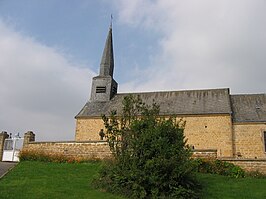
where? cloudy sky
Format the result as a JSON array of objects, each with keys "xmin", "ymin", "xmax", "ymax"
[{"xmin": 0, "ymin": 0, "xmax": 265, "ymax": 141}]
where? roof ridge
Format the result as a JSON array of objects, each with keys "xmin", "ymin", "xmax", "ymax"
[
  {"xmin": 116, "ymin": 88, "xmax": 230, "ymax": 96},
  {"xmin": 231, "ymin": 93, "xmax": 266, "ymax": 96}
]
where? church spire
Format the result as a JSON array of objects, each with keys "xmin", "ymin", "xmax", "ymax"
[
  {"xmin": 90, "ymin": 23, "xmax": 118, "ymax": 102},
  {"xmin": 99, "ymin": 26, "xmax": 114, "ymax": 77}
]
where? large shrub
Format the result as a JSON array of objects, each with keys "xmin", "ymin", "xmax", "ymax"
[{"xmin": 94, "ymin": 95, "xmax": 200, "ymax": 198}]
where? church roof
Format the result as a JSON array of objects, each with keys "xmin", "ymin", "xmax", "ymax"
[
  {"xmin": 76, "ymin": 88, "xmax": 232, "ymax": 118},
  {"xmin": 230, "ymin": 94, "xmax": 266, "ymax": 123},
  {"xmin": 77, "ymin": 25, "xmax": 266, "ymax": 123}
]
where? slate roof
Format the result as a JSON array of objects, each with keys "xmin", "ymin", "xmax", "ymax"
[
  {"xmin": 230, "ymin": 94, "xmax": 266, "ymax": 123},
  {"xmin": 76, "ymin": 88, "xmax": 232, "ymax": 118},
  {"xmin": 99, "ymin": 27, "xmax": 114, "ymax": 77}
]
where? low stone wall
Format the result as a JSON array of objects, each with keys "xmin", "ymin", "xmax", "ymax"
[
  {"xmin": 192, "ymin": 150, "xmax": 266, "ymax": 174},
  {"xmin": 220, "ymin": 158, "xmax": 266, "ymax": 174},
  {"xmin": 20, "ymin": 132, "xmax": 266, "ymax": 174},
  {"xmin": 23, "ymin": 140, "xmax": 218, "ymax": 162},
  {"xmin": 23, "ymin": 141, "xmax": 112, "ymax": 160}
]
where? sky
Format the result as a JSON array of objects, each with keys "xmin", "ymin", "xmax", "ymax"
[{"xmin": 0, "ymin": 0, "xmax": 265, "ymax": 141}]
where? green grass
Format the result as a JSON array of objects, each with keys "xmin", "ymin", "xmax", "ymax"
[
  {"xmin": 0, "ymin": 161, "xmax": 124, "ymax": 199},
  {"xmin": 197, "ymin": 173, "xmax": 266, "ymax": 199},
  {"xmin": 0, "ymin": 161, "xmax": 266, "ymax": 199}
]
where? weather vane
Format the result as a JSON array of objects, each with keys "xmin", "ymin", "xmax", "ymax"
[{"xmin": 110, "ymin": 14, "xmax": 113, "ymax": 29}]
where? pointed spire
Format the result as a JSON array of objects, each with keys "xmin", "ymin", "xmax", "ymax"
[
  {"xmin": 99, "ymin": 25, "xmax": 114, "ymax": 77},
  {"xmin": 90, "ymin": 21, "xmax": 118, "ymax": 102}
]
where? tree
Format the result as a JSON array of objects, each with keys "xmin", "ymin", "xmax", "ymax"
[{"xmin": 96, "ymin": 95, "xmax": 200, "ymax": 198}]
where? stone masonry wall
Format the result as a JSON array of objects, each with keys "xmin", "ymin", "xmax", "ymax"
[
  {"xmin": 21, "ymin": 133, "xmax": 266, "ymax": 174},
  {"xmin": 75, "ymin": 118, "xmax": 105, "ymax": 141},
  {"xmin": 23, "ymin": 141, "xmax": 112, "ymax": 160},
  {"xmin": 233, "ymin": 123, "xmax": 266, "ymax": 158},
  {"xmin": 0, "ymin": 132, "xmax": 9, "ymax": 161},
  {"xmin": 75, "ymin": 115, "xmax": 233, "ymax": 158},
  {"xmin": 221, "ymin": 158, "xmax": 266, "ymax": 174},
  {"xmin": 182, "ymin": 115, "xmax": 233, "ymax": 158}
]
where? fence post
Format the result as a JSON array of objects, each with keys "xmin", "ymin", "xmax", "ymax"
[
  {"xmin": 23, "ymin": 131, "xmax": 35, "ymax": 147},
  {"xmin": 0, "ymin": 131, "xmax": 9, "ymax": 161}
]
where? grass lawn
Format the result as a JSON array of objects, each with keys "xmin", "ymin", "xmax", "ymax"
[
  {"xmin": 0, "ymin": 161, "xmax": 124, "ymax": 199},
  {"xmin": 0, "ymin": 161, "xmax": 266, "ymax": 199},
  {"xmin": 198, "ymin": 173, "xmax": 266, "ymax": 199}
]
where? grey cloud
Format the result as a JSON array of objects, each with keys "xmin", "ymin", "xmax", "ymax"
[
  {"xmin": 0, "ymin": 20, "xmax": 95, "ymax": 141},
  {"xmin": 115, "ymin": 0, "xmax": 266, "ymax": 94}
]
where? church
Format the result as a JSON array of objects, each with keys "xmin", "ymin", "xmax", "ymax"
[{"xmin": 75, "ymin": 26, "xmax": 266, "ymax": 159}]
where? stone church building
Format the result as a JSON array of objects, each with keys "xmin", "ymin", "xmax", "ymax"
[{"xmin": 75, "ymin": 26, "xmax": 266, "ymax": 160}]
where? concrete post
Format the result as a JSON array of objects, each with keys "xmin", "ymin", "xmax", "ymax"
[
  {"xmin": 0, "ymin": 131, "xmax": 9, "ymax": 161},
  {"xmin": 23, "ymin": 131, "xmax": 35, "ymax": 147}
]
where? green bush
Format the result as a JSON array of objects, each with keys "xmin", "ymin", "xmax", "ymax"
[
  {"xmin": 94, "ymin": 95, "xmax": 200, "ymax": 199},
  {"xmin": 194, "ymin": 158, "xmax": 245, "ymax": 178}
]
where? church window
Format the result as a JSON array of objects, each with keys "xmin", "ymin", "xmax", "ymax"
[{"xmin": 96, "ymin": 86, "xmax": 106, "ymax": 93}]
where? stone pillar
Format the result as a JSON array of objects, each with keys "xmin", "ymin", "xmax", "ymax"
[
  {"xmin": 23, "ymin": 131, "xmax": 35, "ymax": 147},
  {"xmin": 0, "ymin": 131, "xmax": 9, "ymax": 161}
]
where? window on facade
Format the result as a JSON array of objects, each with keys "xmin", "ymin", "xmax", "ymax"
[
  {"xmin": 264, "ymin": 131, "xmax": 266, "ymax": 153},
  {"xmin": 96, "ymin": 86, "xmax": 106, "ymax": 93}
]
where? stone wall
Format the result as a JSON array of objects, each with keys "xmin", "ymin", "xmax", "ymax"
[
  {"xmin": 233, "ymin": 123, "xmax": 266, "ymax": 158},
  {"xmin": 192, "ymin": 151, "xmax": 266, "ymax": 174},
  {"xmin": 0, "ymin": 132, "xmax": 9, "ymax": 161},
  {"xmin": 182, "ymin": 115, "xmax": 233, "ymax": 158},
  {"xmin": 0, "ymin": 131, "xmax": 112, "ymax": 161},
  {"xmin": 23, "ymin": 135, "xmax": 112, "ymax": 160},
  {"xmin": 75, "ymin": 118, "xmax": 105, "ymax": 141},
  {"xmin": 76, "ymin": 114, "xmax": 233, "ymax": 158},
  {"xmin": 21, "ymin": 132, "xmax": 266, "ymax": 174},
  {"xmin": 221, "ymin": 158, "xmax": 266, "ymax": 174}
]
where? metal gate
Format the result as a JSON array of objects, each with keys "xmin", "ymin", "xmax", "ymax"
[{"xmin": 2, "ymin": 137, "xmax": 24, "ymax": 162}]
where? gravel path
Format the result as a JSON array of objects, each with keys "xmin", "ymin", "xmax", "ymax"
[{"xmin": 0, "ymin": 162, "xmax": 17, "ymax": 178}]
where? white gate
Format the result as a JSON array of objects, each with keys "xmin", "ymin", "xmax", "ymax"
[{"xmin": 2, "ymin": 137, "xmax": 24, "ymax": 162}]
